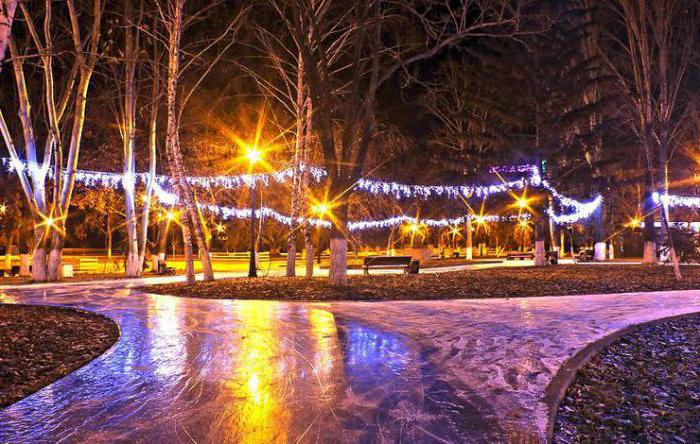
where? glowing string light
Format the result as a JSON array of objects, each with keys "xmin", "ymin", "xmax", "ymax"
[{"xmin": 2, "ymin": 158, "xmax": 601, "ymax": 225}]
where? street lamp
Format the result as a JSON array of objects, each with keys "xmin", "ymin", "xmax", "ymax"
[
  {"xmin": 310, "ymin": 200, "xmax": 332, "ymax": 265},
  {"xmin": 246, "ymin": 145, "xmax": 263, "ymax": 278}
]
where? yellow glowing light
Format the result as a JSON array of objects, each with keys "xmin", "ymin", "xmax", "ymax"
[
  {"xmin": 313, "ymin": 203, "xmax": 329, "ymax": 216},
  {"xmin": 451, "ymin": 226, "xmax": 461, "ymax": 236},
  {"xmin": 628, "ymin": 217, "xmax": 641, "ymax": 228},
  {"xmin": 45, "ymin": 217, "xmax": 56, "ymax": 227},
  {"xmin": 511, "ymin": 190, "xmax": 535, "ymax": 213},
  {"xmin": 166, "ymin": 210, "xmax": 177, "ymax": 221},
  {"xmin": 519, "ymin": 219, "xmax": 530, "ymax": 228},
  {"xmin": 474, "ymin": 215, "xmax": 486, "ymax": 225},
  {"xmin": 245, "ymin": 146, "xmax": 263, "ymax": 165},
  {"xmin": 215, "ymin": 223, "xmax": 226, "ymax": 233},
  {"xmin": 0, "ymin": 204, "xmax": 6, "ymax": 214}
]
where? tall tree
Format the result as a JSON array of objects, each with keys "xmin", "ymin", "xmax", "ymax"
[
  {"xmin": 0, "ymin": 0, "xmax": 102, "ymax": 281},
  {"xmin": 0, "ymin": 0, "xmax": 17, "ymax": 68},
  {"xmin": 273, "ymin": 0, "xmax": 533, "ymax": 285},
  {"xmin": 157, "ymin": 0, "xmax": 246, "ymax": 284},
  {"xmin": 601, "ymin": 0, "xmax": 698, "ymax": 274}
]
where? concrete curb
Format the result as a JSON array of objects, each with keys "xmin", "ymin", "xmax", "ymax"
[{"xmin": 543, "ymin": 310, "xmax": 700, "ymax": 442}]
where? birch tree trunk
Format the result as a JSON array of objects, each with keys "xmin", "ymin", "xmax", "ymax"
[
  {"xmin": 163, "ymin": 0, "xmax": 193, "ymax": 284},
  {"xmin": 301, "ymin": 98, "xmax": 314, "ymax": 279},
  {"xmin": 164, "ymin": 0, "xmax": 213, "ymax": 284},
  {"xmin": 285, "ymin": 53, "xmax": 307, "ymax": 277},
  {"xmin": 46, "ymin": 0, "xmax": 102, "ymax": 281},
  {"xmin": 138, "ymin": 63, "xmax": 159, "ymax": 272},
  {"xmin": 122, "ymin": 1, "xmax": 141, "ymax": 277},
  {"xmin": 465, "ymin": 213, "xmax": 473, "ymax": 260},
  {"xmin": 0, "ymin": 0, "xmax": 17, "ymax": 68}
]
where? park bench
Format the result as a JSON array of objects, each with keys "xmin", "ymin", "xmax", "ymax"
[
  {"xmin": 363, "ymin": 255, "xmax": 419, "ymax": 275},
  {"xmin": 574, "ymin": 248, "xmax": 594, "ymax": 263},
  {"xmin": 157, "ymin": 261, "xmax": 176, "ymax": 276},
  {"xmin": 62, "ymin": 257, "xmax": 100, "ymax": 274},
  {"xmin": 506, "ymin": 252, "xmax": 535, "ymax": 260}
]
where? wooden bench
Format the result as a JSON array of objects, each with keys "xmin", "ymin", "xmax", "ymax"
[
  {"xmin": 506, "ymin": 252, "xmax": 535, "ymax": 260},
  {"xmin": 574, "ymin": 249, "xmax": 594, "ymax": 262},
  {"xmin": 157, "ymin": 261, "xmax": 176, "ymax": 276},
  {"xmin": 363, "ymin": 256, "xmax": 418, "ymax": 275},
  {"xmin": 63, "ymin": 257, "xmax": 101, "ymax": 273}
]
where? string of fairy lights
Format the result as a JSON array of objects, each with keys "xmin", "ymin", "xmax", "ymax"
[{"xmin": 1, "ymin": 157, "xmax": 602, "ymax": 229}]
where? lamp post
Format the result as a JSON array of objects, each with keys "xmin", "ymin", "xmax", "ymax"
[{"xmin": 246, "ymin": 146, "xmax": 263, "ymax": 278}]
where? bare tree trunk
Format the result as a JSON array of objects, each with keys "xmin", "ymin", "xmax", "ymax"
[
  {"xmin": 642, "ymin": 187, "xmax": 657, "ymax": 264},
  {"xmin": 534, "ymin": 216, "xmax": 546, "ymax": 266},
  {"xmin": 4, "ymin": 230, "xmax": 14, "ymax": 270},
  {"xmin": 32, "ymin": 225, "xmax": 48, "ymax": 281},
  {"xmin": 164, "ymin": 0, "xmax": 213, "ymax": 283},
  {"xmin": 328, "ymin": 199, "xmax": 348, "ymax": 286},
  {"xmin": 465, "ymin": 213, "xmax": 473, "ymax": 260},
  {"xmin": 304, "ymin": 223, "xmax": 314, "ymax": 278},
  {"xmin": 286, "ymin": 51, "xmax": 308, "ymax": 277},
  {"xmin": 122, "ymin": 1, "xmax": 140, "ymax": 277},
  {"xmin": 164, "ymin": 0, "xmax": 195, "ymax": 284},
  {"xmin": 46, "ymin": 0, "xmax": 102, "ymax": 281},
  {"xmin": 181, "ymin": 214, "xmax": 196, "ymax": 285},
  {"xmin": 0, "ymin": 0, "xmax": 18, "ymax": 68},
  {"xmin": 107, "ymin": 223, "xmax": 113, "ymax": 259},
  {"xmin": 138, "ymin": 70, "xmax": 159, "ymax": 272}
]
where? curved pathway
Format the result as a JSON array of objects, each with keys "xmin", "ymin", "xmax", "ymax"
[{"xmin": 0, "ymin": 283, "xmax": 699, "ymax": 442}]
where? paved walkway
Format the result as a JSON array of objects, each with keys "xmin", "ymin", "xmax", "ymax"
[{"xmin": 1, "ymin": 283, "xmax": 697, "ymax": 442}]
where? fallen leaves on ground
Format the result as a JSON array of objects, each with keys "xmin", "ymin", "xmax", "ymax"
[
  {"xmin": 142, "ymin": 265, "xmax": 700, "ymax": 301},
  {"xmin": 0, "ymin": 304, "xmax": 119, "ymax": 408},
  {"xmin": 554, "ymin": 314, "xmax": 700, "ymax": 443}
]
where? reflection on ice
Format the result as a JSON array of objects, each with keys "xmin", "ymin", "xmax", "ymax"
[{"xmin": 149, "ymin": 295, "xmax": 187, "ymax": 379}]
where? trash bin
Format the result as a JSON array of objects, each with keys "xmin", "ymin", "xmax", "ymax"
[
  {"xmin": 407, "ymin": 260, "xmax": 420, "ymax": 274},
  {"xmin": 62, "ymin": 264, "xmax": 74, "ymax": 278},
  {"xmin": 547, "ymin": 250, "xmax": 559, "ymax": 265}
]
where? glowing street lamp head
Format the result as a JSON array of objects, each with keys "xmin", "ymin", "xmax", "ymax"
[
  {"xmin": 245, "ymin": 146, "xmax": 263, "ymax": 165},
  {"xmin": 166, "ymin": 210, "xmax": 177, "ymax": 221},
  {"xmin": 215, "ymin": 223, "xmax": 226, "ymax": 234},
  {"xmin": 517, "ymin": 197, "xmax": 528, "ymax": 209},
  {"xmin": 312, "ymin": 202, "xmax": 330, "ymax": 218},
  {"xmin": 0, "ymin": 203, "xmax": 6, "ymax": 215},
  {"xmin": 628, "ymin": 217, "xmax": 641, "ymax": 228},
  {"xmin": 474, "ymin": 215, "xmax": 486, "ymax": 225},
  {"xmin": 518, "ymin": 218, "xmax": 530, "ymax": 228}
]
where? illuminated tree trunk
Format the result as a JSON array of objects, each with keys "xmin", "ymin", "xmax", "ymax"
[
  {"xmin": 0, "ymin": 0, "xmax": 17, "ymax": 68},
  {"xmin": 106, "ymin": 213, "xmax": 113, "ymax": 259},
  {"xmin": 4, "ymin": 230, "xmax": 14, "ymax": 270},
  {"xmin": 534, "ymin": 217, "xmax": 546, "ymax": 266},
  {"xmin": 46, "ymin": 0, "xmax": 102, "ymax": 281},
  {"xmin": 286, "ymin": 53, "xmax": 307, "ymax": 277},
  {"xmin": 642, "ymin": 188, "xmax": 657, "ymax": 264},
  {"xmin": 465, "ymin": 213, "xmax": 473, "ymax": 260},
  {"xmin": 164, "ymin": 0, "xmax": 195, "ymax": 285},
  {"xmin": 138, "ymin": 67, "xmax": 159, "ymax": 272},
  {"xmin": 122, "ymin": 2, "xmax": 140, "ymax": 277},
  {"xmin": 165, "ymin": 0, "xmax": 213, "ymax": 283}
]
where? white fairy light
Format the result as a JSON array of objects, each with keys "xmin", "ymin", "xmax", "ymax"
[
  {"xmin": 546, "ymin": 195, "xmax": 602, "ymax": 224},
  {"xmin": 652, "ymin": 192, "xmax": 700, "ymax": 208},
  {"xmin": 1, "ymin": 158, "xmax": 601, "ymax": 226}
]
